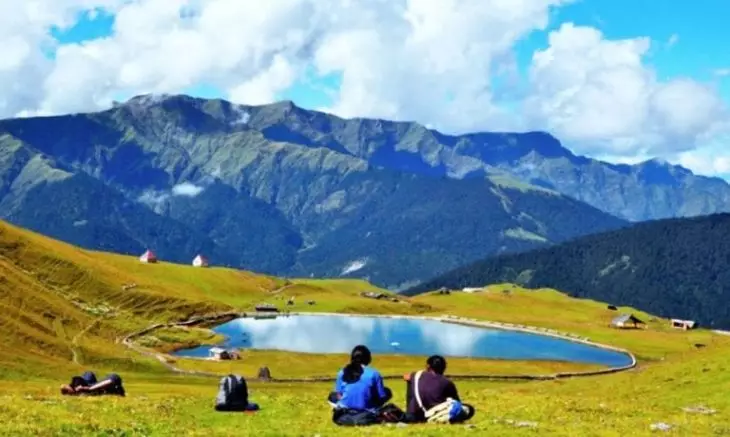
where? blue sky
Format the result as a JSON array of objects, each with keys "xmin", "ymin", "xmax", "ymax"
[{"xmin": 51, "ymin": 0, "xmax": 730, "ymax": 110}]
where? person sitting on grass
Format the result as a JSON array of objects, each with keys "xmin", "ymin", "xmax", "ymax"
[
  {"xmin": 328, "ymin": 345, "xmax": 399, "ymax": 426},
  {"xmin": 403, "ymin": 355, "xmax": 474, "ymax": 424},
  {"xmin": 60, "ymin": 371, "xmax": 125, "ymax": 396}
]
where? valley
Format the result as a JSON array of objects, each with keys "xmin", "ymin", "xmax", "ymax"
[
  {"xmin": 1, "ymin": 219, "xmax": 728, "ymax": 435},
  {"xmin": 3, "ymin": 3, "xmax": 729, "ymax": 435}
]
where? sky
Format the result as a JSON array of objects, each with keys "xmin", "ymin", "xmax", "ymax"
[{"xmin": 2, "ymin": 0, "xmax": 730, "ymax": 177}]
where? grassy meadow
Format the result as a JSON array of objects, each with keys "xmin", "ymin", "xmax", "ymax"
[{"xmin": 1, "ymin": 220, "xmax": 729, "ymax": 436}]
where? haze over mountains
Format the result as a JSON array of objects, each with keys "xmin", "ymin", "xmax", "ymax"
[{"xmin": 1, "ymin": 94, "xmax": 729, "ymax": 289}]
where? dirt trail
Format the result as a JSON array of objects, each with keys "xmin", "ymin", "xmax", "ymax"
[{"xmin": 70, "ymin": 319, "xmax": 102, "ymax": 365}]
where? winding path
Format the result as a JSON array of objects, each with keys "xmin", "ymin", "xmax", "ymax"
[
  {"xmin": 121, "ymin": 311, "xmax": 638, "ymax": 382},
  {"xmin": 71, "ymin": 318, "xmax": 102, "ymax": 365}
]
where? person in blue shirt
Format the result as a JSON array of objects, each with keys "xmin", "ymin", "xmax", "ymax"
[{"xmin": 328, "ymin": 345, "xmax": 394, "ymax": 425}]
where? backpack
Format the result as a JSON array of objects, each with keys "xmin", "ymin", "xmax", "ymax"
[
  {"xmin": 215, "ymin": 374, "xmax": 249, "ymax": 409},
  {"xmin": 332, "ymin": 409, "xmax": 379, "ymax": 426},
  {"xmin": 378, "ymin": 403, "xmax": 406, "ymax": 423}
]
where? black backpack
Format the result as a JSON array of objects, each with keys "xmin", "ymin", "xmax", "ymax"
[{"xmin": 215, "ymin": 374, "xmax": 249, "ymax": 411}]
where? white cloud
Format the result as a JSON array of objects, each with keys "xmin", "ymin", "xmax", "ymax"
[
  {"xmin": 677, "ymin": 134, "xmax": 730, "ymax": 176},
  {"xmin": 0, "ymin": 1, "xmax": 128, "ymax": 117},
  {"xmin": 524, "ymin": 23, "xmax": 725, "ymax": 159},
  {"xmin": 137, "ymin": 189, "xmax": 170, "ymax": 212},
  {"xmin": 8, "ymin": 0, "xmax": 571, "ymax": 132},
  {"xmin": 230, "ymin": 106, "xmax": 250, "ymax": 126},
  {"xmin": 666, "ymin": 33, "xmax": 679, "ymax": 48},
  {"xmin": 0, "ymin": 1, "xmax": 728, "ymax": 176},
  {"xmin": 228, "ymin": 54, "xmax": 298, "ymax": 105},
  {"xmin": 137, "ymin": 181, "xmax": 205, "ymax": 213},
  {"xmin": 341, "ymin": 259, "xmax": 368, "ymax": 276},
  {"xmin": 171, "ymin": 182, "xmax": 204, "ymax": 197}
]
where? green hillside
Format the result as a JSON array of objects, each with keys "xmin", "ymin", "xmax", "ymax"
[
  {"xmin": 407, "ymin": 213, "xmax": 730, "ymax": 329},
  {"xmin": 0, "ymin": 219, "xmax": 411, "ymax": 379},
  {"xmin": 1, "ymin": 220, "xmax": 729, "ymax": 436},
  {"xmin": 0, "ymin": 96, "xmax": 628, "ymax": 289}
]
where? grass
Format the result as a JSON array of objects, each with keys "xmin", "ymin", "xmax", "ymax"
[
  {"xmin": 414, "ymin": 285, "xmax": 719, "ymax": 361},
  {"xmin": 2, "ymin": 345, "xmax": 728, "ymax": 436},
  {"xmin": 136, "ymin": 326, "xmax": 227, "ymax": 354},
  {"xmin": 2, "ymin": 219, "xmax": 730, "ymax": 435}
]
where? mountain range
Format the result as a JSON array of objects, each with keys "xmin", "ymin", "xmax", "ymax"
[
  {"xmin": 1, "ymin": 94, "xmax": 729, "ymax": 289},
  {"xmin": 405, "ymin": 213, "xmax": 730, "ymax": 329}
]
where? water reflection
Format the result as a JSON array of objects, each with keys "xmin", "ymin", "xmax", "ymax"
[{"xmin": 175, "ymin": 315, "xmax": 632, "ymax": 367}]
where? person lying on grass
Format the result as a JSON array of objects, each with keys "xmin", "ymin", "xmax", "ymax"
[
  {"xmin": 60, "ymin": 371, "xmax": 125, "ymax": 396},
  {"xmin": 403, "ymin": 355, "xmax": 475, "ymax": 424},
  {"xmin": 328, "ymin": 345, "xmax": 403, "ymax": 426}
]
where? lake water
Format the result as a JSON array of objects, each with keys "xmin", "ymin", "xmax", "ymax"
[{"xmin": 174, "ymin": 314, "xmax": 632, "ymax": 367}]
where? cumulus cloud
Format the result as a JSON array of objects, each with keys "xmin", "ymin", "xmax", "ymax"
[
  {"xmin": 8, "ymin": 0, "xmax": 570, "ymax": 131},
  {"xmin": 0, "ymin": 1, "xmax": 728, "ymax": 176},
  {"xmin": 524, "ymin": 23, "xmax": 725, "ymax": 158},
  {"xmin": 171, "ymin": 182, "xmax": 205, "ymax": 197}
]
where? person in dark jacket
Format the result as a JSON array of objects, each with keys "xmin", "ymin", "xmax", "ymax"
[
  {"xmin": 403, "ymin": 355, "xmax": 474, "ymax": 423},
  {"xmin": 60, "ymin": 371, "xmax": 125, "ymax": 396}
]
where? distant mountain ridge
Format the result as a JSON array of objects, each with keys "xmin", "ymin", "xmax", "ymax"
[
  {"xmin": 405, "ymin": 213, "xmax": 730, "ymax": 329},
  {"xmin": 97, "ymin": 95, "xmax": 730, "ymax": 223},
  {"xmin": 119, "ymin": 94, "xmax": 729, "ymax": 223},
  {"xmin": 0, "ymin": 94, "xmax": 627, "ymax": 289}
]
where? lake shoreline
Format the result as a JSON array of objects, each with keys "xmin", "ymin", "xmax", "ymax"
[{"xmin": 125, "ymin": 310, "xmax": 637, "ymax": 380}]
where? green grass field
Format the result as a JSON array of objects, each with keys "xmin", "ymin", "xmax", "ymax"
[{"xmin": 1, "ymin": 220, "xmax": 729, "ymax": 436}]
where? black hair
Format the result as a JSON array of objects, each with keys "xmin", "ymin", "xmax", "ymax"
[
  {"xmin": 426, "ymin": 355, "xmax": 447, "ymax": 375},
  {"xmin": 70, "ymin": 376, "xmax": 88, "ymax": 389},
  {"xmin": 342, "ymin": 345, "xmax": 372, "ymax": 383}
]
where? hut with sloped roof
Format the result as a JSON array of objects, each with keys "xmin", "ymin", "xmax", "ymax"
[
  {"xmin": 611, "ymin": 313, "xmax": 645, "ymax": 329},
  {"xmin": 192, "ymin": 254, "xmax": 209, "ymax": 267},
  {"xmin": 139, "ymin": 249, "xmax": 157, "ymax": 264}
]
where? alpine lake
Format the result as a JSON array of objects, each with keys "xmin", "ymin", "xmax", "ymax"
[{"xmin": 174, "ymin": 314, "xmax": 632, "ymax": 368}]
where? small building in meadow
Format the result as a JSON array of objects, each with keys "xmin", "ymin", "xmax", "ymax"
[
  {"xmin": 192, "ymin": 254, "xmax": 209, "ymax": 267},
  {"xmin": 611, "ymin": 313, "xmax": 645, "ymax": 329},
  {"xmin": 208, "ymin": 347, "xmax": 239, "ymax": 360},
  {"xmin": 209, "ymin": 347, "xmax": 230, "ymax": 360},
  {"xmin": 671, "ymin": 319, "xmax": 697, "ymax": 330},
  {"xmin": 360, "ymin": 291, "xmax": 386, "ymax": 300},
  {"xmin": 139, "ymin": 249, "xmax": 157, "ymax": 264},
  {"xmin": 255, "ymin": 303, "xmax": 279, "ymax": 313}
]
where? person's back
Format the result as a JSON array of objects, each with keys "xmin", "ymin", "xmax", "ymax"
[
  {"xmin": 406, "ymin": 370, "xmax": 459, "ymax": 418},
  {"xmin": 329, "ymin": 345, "xmax": 395, "ymax": 426},
  {"xmin": 405, "ymin": 355, "xmax": 475, "ymax": 424},
  {"xmin": 336, "ymin": 365, "xmax": 388, "ymax": 411}
]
